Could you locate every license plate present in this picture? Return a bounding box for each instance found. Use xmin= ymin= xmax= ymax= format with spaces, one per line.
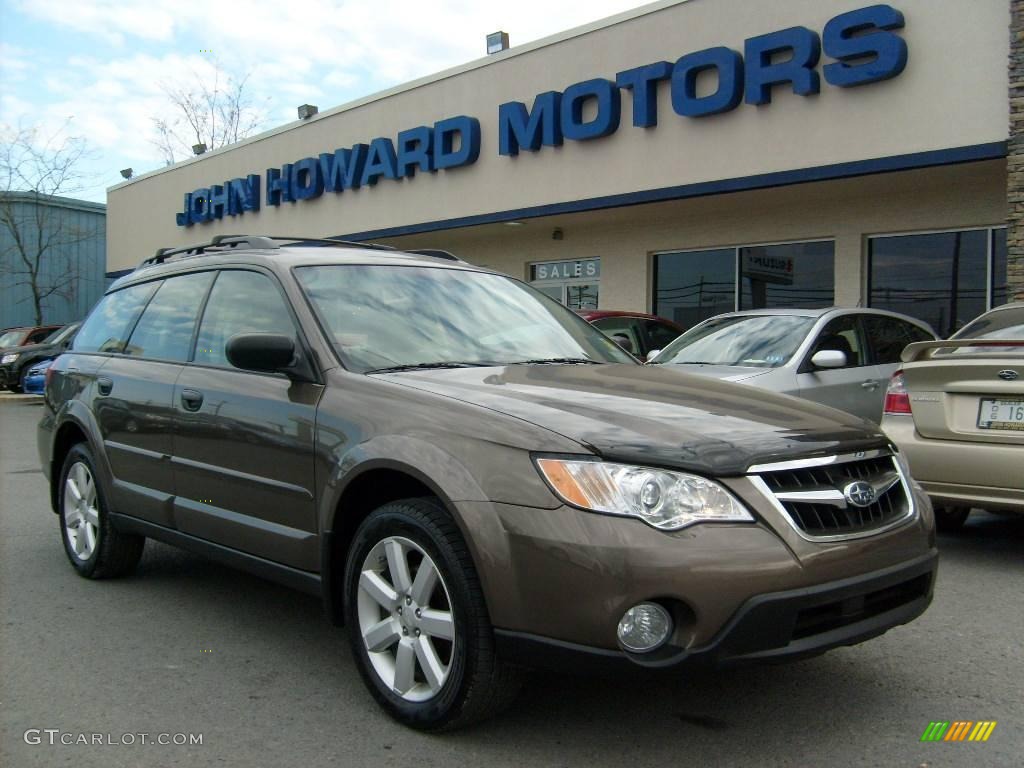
xmin=978 ymin=399 xmax=1024 ymax=430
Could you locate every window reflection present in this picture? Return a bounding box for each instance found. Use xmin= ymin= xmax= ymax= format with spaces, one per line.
xmin=295 ymin=265 xmax=631 ymax=372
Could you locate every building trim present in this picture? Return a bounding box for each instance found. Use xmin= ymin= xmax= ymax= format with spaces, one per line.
xmin=339 ymin=141 xmax=1008 ymax=242
xmin=1 ymin=191 xmax=106 ymax=215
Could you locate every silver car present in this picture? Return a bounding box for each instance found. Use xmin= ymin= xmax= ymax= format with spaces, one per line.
xmin=648 ymin=308 xmax=936 ymax=422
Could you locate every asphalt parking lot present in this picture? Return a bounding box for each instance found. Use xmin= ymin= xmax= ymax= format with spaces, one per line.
xmin=1 ymin=393 xmax=1021 ymax=768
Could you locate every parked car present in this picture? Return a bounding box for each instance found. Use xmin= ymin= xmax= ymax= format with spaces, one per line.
xmin=576 ymin=310 xmax=684 ymax=360
xmin=39 ymin=235 xmax=937 ymax=730
xmin=881 ymin=302 xmax=1024 ymax=531
xmin=0 ymin=324 xmax=61 ymax=353
xmin=1 ymin=322 xmax=80 ymax=392
xmin=648 ymin=308 xmax=936 ymax=422
xmin=22 ymin=358 xmax=54 ymax=395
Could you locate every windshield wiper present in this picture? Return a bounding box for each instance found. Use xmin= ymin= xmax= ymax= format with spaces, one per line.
xmin=365 ymin=361 xmax=500 ymax=374
xmin=509 ymin=358 xmax=603 ymax=365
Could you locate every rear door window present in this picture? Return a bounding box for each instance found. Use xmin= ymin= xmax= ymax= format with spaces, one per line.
xmin=641 ymin=319 xmax=681 ymax=352
xmin=862 ymin=316 xmax=933 ymax=365
xmin=73 ymin=282 xmax=161 ymax=354
xmin=125 ymin=272 xmax=215 ymax=361
xmin=193 ymin=270 xmax=297 ymax=368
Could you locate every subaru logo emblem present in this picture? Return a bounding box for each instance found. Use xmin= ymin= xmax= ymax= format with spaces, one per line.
xmin=844 ymin=481 xmax=876 ymax=508
xmin=998 ymin=370 xmax=1019 ymax=381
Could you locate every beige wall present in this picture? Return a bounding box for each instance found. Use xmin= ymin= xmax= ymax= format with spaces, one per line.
xmin=379 ymin=160 xmax=1007 ymax=312
xmin=106 ymin=0 xmax=1009 ymax=271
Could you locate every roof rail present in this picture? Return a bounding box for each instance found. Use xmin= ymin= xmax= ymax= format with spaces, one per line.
xmin=407 ymin=248 xmax=461 ymax=262
xmin=262 ymin=236 xmax=395 ymax=252
xmin=142 ymin=235 xmax=279 ymax=267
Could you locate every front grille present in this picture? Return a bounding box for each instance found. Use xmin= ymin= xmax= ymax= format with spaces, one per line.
xmin=753 ymin=453 xmax=913 ymax=540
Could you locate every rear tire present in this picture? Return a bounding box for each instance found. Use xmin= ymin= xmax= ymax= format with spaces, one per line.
xmin=934 ymin=506 xmax=970 ymax=532
xmin=58 ymin=443 xmax=145 ymax=578
xmin=343 ymin=497 xmax=521 ymax=730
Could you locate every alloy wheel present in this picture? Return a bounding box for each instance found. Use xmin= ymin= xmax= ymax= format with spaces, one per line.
xmin=63 ymin=461 xmax=100 ymax=561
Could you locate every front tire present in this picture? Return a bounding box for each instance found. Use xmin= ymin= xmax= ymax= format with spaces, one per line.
xmin=934 ymin=505 xmax=970 ymax=532
xmin=343 ymin=497 xmax=520 ymax=730
xmin=59 ymin=443 xmax=145 ymax=578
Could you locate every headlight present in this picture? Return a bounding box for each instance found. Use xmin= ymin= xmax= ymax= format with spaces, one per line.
xmin=1 ymin=353 xmax=18 ymax=364
xmin=535 ymin=458 xmax=754 ymax=531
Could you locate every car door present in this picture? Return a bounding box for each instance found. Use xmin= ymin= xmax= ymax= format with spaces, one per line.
xmin=795 ymin=315 xmax=881 ymax=421
xmin=171 ymin=268 xmax=322 ymax=571
xmin=98 ymin=272 xmax=215 ymax=527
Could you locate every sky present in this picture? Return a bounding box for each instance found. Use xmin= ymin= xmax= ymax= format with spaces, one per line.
xmin=0 ymin=0 xmax=656 ymax=203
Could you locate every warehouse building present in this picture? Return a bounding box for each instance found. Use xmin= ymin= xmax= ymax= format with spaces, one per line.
xmin=106 ymin=0 xmax=1017 ymax=337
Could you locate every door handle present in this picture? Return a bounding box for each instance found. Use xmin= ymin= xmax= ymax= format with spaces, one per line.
xmin=97 ymin=377 xmax=113 ymax=396
xmin=180 ymin=388 xmax=204 ymax=411
xmin=861 ymin=380 xmax=880 ymax=390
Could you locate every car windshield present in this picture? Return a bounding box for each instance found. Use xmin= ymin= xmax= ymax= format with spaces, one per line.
xmin=0 ymin=330 xmax=25 ymax=347
xmin=295 ymin=264 xmax=635 ymax=373
xmin=651 ymin=314 xmax=816 ymax=368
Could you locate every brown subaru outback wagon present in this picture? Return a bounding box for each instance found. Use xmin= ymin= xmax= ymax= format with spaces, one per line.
xmin=39 ymin=236 xmax=938 ymax=730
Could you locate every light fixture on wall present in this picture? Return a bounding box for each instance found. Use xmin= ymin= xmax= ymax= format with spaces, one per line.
xmin=552 ymin=227 xmax=564 ymax=241
xmin=297 ymin=104 xmax=319 ymax=120
xmin=192 ymin=143 xmax=207 ymax=155
xmin=119 ymin=168 xmax=133 ymax=179
xmin=486 ymin=31 xmax=510 ymax=55
xmin=503 ymin=221 xmax=525 ymax=227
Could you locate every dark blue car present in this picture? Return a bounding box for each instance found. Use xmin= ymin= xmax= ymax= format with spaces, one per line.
xmin=22 ymin=358 xmax=53 ymax=395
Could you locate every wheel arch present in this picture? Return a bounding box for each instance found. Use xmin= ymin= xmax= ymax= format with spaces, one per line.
xmin=49 ymin=406 xmax=111 ymax=515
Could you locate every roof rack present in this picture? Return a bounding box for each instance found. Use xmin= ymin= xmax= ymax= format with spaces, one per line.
xmin=140 ymin=235 xmax=462 ymax=269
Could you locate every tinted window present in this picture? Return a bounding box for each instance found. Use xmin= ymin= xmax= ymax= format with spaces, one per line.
xmin=642 ymin=319 xmax=681 ymax=351
xmin=809 ymin=316 xmax=864 ymax=368
xmin=654 ymin=249 xmax=734 ymax=328
xmin=125 ymin=272 xmax=215 ymax=361
xmin=194 ymin=271 xmax=296 ymax=368
xmin=954 ymin=306 xmax=1024 ymax=340
xmin=73 ymin=282 xmax=160 ymax=354
xmin=27 ymin=329 xmax=52 ymax=343
xmin=862 ymin=316 xmax=933 ymax=365
xmin=740 ymin=242 xmax=835 ymax=310
xmin=590 ymin=317 xmax=641 ymax=355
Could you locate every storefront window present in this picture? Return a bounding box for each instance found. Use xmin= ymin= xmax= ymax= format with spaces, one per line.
xmin=739 ymin=241 xmax=834 ymax=310
xmin=653 ymin=248 xmax=734 ymax=327
xmin=868 ymin=228 xmax=1005 ymax=338
xmin=653 ymin=241 xmax=834 ymax=326
xmin=529 ymin=258 xmax=600 ymax=310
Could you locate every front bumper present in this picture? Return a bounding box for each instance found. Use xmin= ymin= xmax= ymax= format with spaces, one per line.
xmin=496 ymin=551 xmax=936 ymax=671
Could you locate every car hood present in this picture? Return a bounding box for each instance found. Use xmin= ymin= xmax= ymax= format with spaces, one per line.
xmin=380 ymin=364 xmax=887 ymax=476
xmin=651 ymin=363 xmax=775 ymax=383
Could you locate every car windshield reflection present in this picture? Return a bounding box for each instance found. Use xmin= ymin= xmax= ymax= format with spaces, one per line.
xmin=652 ymin=315 xmax=816 ymax=368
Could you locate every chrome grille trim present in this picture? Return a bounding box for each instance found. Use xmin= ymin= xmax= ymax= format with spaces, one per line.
xmin=748 ymin=453 xmax=917 ymax=542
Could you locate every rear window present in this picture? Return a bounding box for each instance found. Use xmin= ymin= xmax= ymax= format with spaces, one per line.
xmin=953 ymin=306 xmax=1024 ymax=340
xmin=73 ymin=282 xmax=160 ymax=354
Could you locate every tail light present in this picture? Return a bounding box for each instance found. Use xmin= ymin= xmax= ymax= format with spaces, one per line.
xmin=883 ymin=370 xmax=912 ymax=415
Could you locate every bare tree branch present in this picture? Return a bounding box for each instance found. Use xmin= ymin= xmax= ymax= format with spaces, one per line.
xmin=0 ymin=122 xmax=99 ymax=325
xmin=150 ymin=59 xmax=268 ymax=164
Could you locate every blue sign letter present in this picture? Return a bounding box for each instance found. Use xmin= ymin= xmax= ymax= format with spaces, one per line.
xmin=616 ymin=62 xmax=672 ymax=128
xmin=176 ymin=193 xmax=192 ymax=227
xmin=561 ymin=79 xmax=621 ymax=142
xmin=671 ymin=47 xmax=744 ymax=118
xmin=361 ymin=138 xmax=399 ymax=187
xmin=320 ymin=145 xmax=368 ymax=192
xmin=266 ymin=165 xmax=295 ymax=206
xmin=744 ymin=27 xmax=821 ymax=105
xmin=190 ymin=188 xmax=211 ymax=224
xmin=434 ymin=116 xmax=480 ymax=170
xmin=823 ymin=5 xmax=907 ymax=88
xmin=208 ymin=184 xmax=229 ymax=219
xmin=291 ymin=157 xmax=324 ymax=201
xmin=228 ymin=175 xmax=260 ymax=215
xmin=498 ymin=92 xmax=563 ymax=156
xmin=397 ymin=126 xmax=435 ymax=177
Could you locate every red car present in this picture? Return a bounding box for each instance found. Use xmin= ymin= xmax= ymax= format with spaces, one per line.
xmin=576 ymin=310 xmax=684 ymax=360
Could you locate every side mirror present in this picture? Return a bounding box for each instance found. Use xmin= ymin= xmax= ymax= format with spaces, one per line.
xmin=811 ymin=349 xmax=847 ymax=369
xmin=646 ymin=349 xmax=662 ymax=362
xmin=226 ymin=333 xmax=296 ymax=374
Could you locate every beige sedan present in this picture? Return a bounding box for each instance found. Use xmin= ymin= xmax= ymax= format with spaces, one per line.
xmin=881 ymin=303 xmax=1024 ymax=530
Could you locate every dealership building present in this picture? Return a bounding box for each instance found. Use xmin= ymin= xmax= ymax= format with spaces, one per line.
xmin=107 ymin=0 xmax=1018 ymax=337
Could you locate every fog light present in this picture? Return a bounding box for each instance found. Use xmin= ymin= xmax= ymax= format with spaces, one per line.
xmin=617 ymin=602 xmax=672 ymax=652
